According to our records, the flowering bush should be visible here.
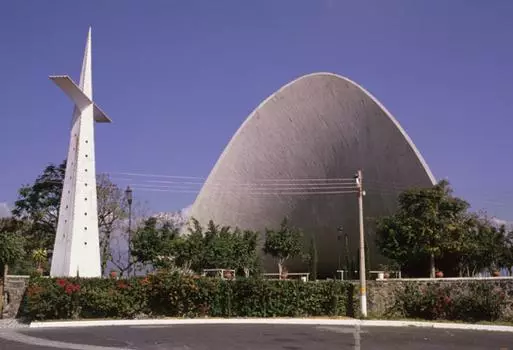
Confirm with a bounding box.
[20,273,356,321]
[23,277,83,320]
[21,275,511,322]
[22,276,148,320]
[393,281,507,322]
[56,279,81,295]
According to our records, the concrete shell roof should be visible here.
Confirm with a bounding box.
[190,72,435,274]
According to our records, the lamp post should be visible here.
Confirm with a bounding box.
[125,186,133,277]
[337,225,343,270]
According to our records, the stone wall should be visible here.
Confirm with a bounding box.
[2,275,29,319]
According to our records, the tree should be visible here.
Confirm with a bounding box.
[233,229,260,277]
[199,220,260,275]
[12,161,130,275]
[0,218,26,314]
[439,212,483,277]
[0,219,26,269]
[131,217,261,277]
[376,215,420,274]
[128,215,263,277]
[376,180,470,277]
[131,217,180,271]
[178,218,207,272]
[202,220,235,270]
[176,219,260,276]
[263,217,304,278]
[474,217,511,274]
[32,248,48,274]
[13,161,65,254]
[96,174,129,273]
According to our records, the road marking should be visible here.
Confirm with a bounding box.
[317,326,368,334]
[0,330,131,350]
[354,324,361,350]
[129,325,176,329]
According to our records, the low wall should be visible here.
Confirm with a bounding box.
[366,277,513,320]
[2,275,30,319]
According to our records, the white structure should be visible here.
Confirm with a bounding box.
[189,72,435,274]
[50,28,111,277]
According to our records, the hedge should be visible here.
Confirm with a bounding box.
[388,281,510,322]
[20,272,357,321]
[21,273,512,323]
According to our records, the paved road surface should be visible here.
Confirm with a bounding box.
[1,324,513,349]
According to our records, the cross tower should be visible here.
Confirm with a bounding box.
[50,27,111,277]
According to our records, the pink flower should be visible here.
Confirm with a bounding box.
[117,281,128,290]
[64,283,80,295]
[56,279,67,287]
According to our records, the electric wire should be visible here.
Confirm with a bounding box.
[107,171,358,183]
[132,189,360,196]
[9,172,512,207]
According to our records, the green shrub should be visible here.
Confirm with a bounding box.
[22,276,148,320]
[20,273,356,321]
[394,281,507,322]
[22,275,509,323]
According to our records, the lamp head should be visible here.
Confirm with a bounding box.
[125,186,133,205]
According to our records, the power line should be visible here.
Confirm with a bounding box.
[108,171,458,193]
[9,175,512,205]
[109,172,205,180]
[107,170,358,183]
[112,178,358,188]
[250,178,357,183]
[2,178,359,192]
[129,183,358,191]
[130,179,205,185]
[131,187,359,196]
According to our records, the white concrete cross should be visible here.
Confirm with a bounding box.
[49,27,111,277]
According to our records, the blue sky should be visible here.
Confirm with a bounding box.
[0,0,512,220]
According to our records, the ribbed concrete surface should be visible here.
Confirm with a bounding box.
[190,73,435,275]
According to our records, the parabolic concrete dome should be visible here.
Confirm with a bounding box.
[189,72,435,275]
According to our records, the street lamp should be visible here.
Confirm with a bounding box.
[125,186,133,276]
[337,225,343,270]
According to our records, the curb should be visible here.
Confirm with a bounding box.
[29,318,513,332]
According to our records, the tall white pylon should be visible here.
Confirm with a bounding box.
[50,27,111,277]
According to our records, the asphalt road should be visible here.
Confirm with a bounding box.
[1,324,512,350]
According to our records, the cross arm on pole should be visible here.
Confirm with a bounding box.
[49,75,112,123]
